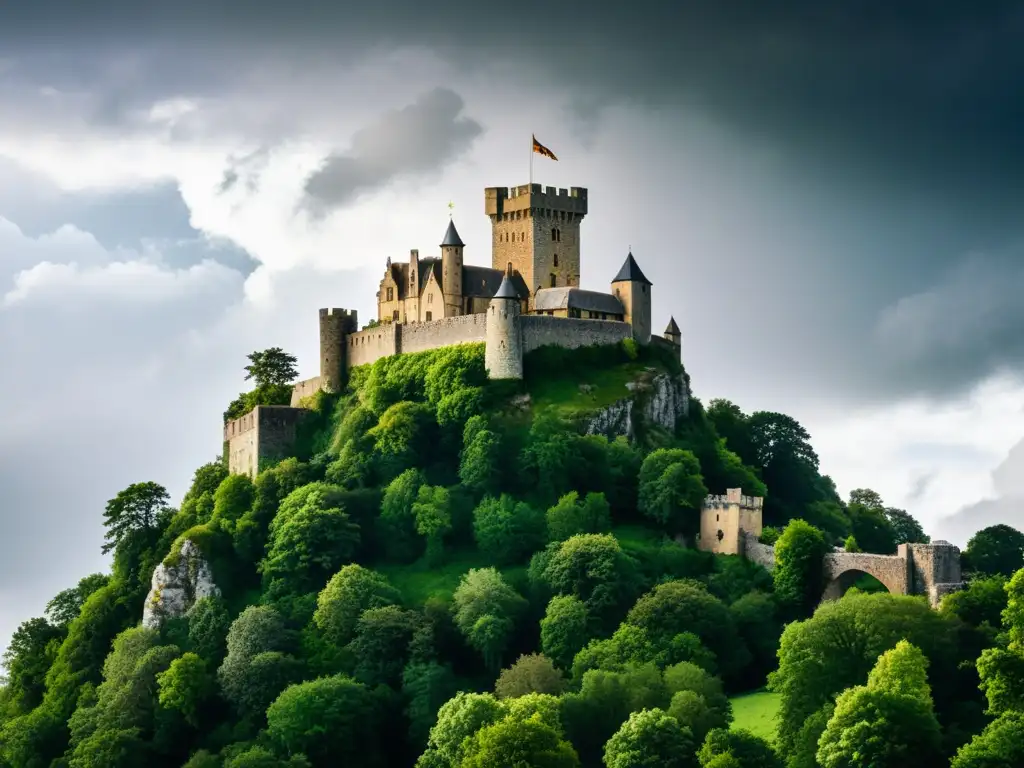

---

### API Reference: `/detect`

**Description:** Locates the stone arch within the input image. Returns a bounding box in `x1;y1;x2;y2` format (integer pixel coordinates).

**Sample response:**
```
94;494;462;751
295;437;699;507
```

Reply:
821;552;909;603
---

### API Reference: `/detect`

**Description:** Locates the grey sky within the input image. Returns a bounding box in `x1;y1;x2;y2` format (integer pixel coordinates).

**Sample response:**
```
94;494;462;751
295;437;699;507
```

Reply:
1;2;1023;654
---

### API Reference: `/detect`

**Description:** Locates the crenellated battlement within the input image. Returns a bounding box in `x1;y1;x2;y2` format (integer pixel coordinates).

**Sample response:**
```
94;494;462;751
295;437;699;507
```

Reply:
484;184;588;218
702;492;764;511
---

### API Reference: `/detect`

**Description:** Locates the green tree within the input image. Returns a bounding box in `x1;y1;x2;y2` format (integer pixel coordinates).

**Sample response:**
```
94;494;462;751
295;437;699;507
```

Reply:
495;654;567;699
816;640;942;768
212;474;255;529
542;534;640;627
976;568;1024;716
772;519;828;617
638;449;708;535
547;491;612;542
884;507;929;545
729;592;781;685
768;592;965;759
603;708;696;768
187;596;231;663
964;525;1024;578
413;485;453;565
843;535;860;552
217;605;293;717
940;574;1008;641
461;712;580;768
847;502;897;555
101;482;170;554
951;712;1024;768
626;581;749;683
244;347;298;387
313;564;401;647
697;728;782;768
156;652;214;727
266;674;383;767
45;574;110;629
418;691;504;767
380;468;427;561
261;487;361;592
452;568;528;671
349;605;431;687
1;617;62;714
473;494;547;565
706;400;756;466
541;595;590;671
460;427;503;495
369;401;436;479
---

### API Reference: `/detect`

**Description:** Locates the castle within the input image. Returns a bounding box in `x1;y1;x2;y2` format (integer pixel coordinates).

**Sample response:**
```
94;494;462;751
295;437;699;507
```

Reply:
225;180;683;477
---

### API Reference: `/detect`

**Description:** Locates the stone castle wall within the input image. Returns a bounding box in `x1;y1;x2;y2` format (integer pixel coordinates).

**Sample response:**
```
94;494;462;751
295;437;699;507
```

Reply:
399;313;487;353
224;405;308;478
741;532;776;571
290;376;322;407
519;315;631;353
346;322;399;368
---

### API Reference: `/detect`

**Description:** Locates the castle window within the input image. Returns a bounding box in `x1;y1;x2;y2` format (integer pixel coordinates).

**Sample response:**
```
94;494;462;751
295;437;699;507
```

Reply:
425;311;432;321
392;310;399;321
428;293;433;304
550;273;556;287
386;287;394;301
553;253;559;267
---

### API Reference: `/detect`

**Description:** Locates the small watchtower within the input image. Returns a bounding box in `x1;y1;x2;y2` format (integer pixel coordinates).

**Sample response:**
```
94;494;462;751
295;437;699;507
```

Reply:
319;308;358;393
611;251;653;343
699;488;764;555
441;219;465;317
485;264;524;380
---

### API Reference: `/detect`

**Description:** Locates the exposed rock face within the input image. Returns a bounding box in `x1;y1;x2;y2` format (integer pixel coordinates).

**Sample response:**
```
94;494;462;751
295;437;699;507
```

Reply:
142;539;220;630
586;371;689;442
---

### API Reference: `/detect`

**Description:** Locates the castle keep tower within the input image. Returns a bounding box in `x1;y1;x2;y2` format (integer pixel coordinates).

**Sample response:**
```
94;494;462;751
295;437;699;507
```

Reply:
441;219;465;317
319;308;358;393
485;265;524;379
485;184;588;305
611;252;653;343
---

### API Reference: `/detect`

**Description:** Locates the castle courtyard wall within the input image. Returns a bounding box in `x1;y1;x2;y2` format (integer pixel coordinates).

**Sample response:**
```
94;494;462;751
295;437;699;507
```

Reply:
399;313;487;353
224;405;308;478
290;376;322;407
346;323;399;368
519;315;631;353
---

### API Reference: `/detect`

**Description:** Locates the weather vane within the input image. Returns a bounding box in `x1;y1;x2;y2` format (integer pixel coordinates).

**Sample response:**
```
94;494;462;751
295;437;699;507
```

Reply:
448;200;455;218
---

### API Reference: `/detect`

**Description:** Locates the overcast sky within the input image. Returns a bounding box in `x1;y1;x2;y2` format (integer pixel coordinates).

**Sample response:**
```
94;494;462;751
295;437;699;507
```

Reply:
2;2;1024;654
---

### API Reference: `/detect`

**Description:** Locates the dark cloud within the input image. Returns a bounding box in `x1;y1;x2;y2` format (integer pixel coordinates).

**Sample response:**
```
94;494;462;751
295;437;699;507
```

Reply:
302;88;482;215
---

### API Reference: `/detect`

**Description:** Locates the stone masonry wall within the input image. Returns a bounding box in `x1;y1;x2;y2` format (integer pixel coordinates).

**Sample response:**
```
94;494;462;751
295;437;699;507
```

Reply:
519;315;631;354
346;323;398;368
225;405;307;478
399;313;487;353
741;532;776;571
290;376;322;407
823;551;910;599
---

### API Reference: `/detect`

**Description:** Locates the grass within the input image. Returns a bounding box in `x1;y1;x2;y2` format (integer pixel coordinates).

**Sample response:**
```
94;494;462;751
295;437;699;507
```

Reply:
378;548;528;606
729;689;781;743
526;360;654;416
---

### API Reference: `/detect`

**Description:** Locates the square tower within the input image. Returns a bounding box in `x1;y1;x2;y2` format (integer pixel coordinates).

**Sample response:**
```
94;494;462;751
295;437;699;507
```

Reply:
698;488;764;555
485;184;588;306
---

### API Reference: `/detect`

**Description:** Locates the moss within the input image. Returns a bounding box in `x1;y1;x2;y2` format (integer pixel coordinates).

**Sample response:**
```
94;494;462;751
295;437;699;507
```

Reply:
162;524;221;568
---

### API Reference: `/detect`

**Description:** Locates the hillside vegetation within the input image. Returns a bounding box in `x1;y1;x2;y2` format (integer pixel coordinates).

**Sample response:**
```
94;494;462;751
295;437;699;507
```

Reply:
2;340;1023;767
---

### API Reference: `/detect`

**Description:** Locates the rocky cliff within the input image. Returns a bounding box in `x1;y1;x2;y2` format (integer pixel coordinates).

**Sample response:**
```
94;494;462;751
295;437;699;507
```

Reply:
586;370;689;442
142;539;221;629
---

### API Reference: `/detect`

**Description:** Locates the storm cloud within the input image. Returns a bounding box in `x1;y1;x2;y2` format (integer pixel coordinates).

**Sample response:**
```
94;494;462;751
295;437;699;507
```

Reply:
303;88;483;214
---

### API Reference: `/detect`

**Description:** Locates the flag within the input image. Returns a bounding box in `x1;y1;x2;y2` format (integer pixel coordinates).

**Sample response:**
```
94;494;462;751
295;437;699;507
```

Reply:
532;135;558;161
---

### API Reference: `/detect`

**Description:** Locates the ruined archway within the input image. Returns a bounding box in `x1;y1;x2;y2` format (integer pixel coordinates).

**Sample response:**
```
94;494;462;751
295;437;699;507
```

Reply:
822;567;897;602
822;552;909;603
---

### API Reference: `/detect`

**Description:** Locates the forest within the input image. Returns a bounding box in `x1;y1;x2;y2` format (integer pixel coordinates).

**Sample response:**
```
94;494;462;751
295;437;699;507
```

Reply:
2;339;1024;768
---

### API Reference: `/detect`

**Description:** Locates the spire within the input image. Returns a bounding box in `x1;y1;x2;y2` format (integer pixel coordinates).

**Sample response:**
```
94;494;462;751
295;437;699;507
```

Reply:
440;219;464;247
494;264;519;299
612;251;652;285
665;316;680;335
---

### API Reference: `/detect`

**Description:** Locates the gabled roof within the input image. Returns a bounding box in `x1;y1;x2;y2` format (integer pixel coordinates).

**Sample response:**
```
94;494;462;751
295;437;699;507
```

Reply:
612;251;652;286
533;287;625;316
440;219;464;247
665;316;680;334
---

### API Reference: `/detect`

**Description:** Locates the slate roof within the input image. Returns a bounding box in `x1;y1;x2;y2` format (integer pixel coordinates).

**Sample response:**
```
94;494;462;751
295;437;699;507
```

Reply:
493;273;520;299
665;316;680;334
533;287;625;316
611;252;652;285
464;265;528;299
440;219;465;247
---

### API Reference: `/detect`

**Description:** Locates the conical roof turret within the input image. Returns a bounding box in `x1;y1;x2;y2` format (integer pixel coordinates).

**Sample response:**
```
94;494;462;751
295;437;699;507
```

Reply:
493;263;519;299
612;251;652;285
665;316;680;335
440;219;464;247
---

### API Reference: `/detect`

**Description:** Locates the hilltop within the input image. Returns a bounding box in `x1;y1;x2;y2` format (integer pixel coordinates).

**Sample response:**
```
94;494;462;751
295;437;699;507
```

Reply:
1;339;1022;768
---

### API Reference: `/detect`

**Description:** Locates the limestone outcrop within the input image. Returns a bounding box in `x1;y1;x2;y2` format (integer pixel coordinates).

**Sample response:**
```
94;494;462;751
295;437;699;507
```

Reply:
142;539;220;630
586;370;689;442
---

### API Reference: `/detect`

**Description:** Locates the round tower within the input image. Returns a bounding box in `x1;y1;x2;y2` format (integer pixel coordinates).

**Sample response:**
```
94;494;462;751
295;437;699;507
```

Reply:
319;307;356;393
441;219;464;316
485;265;523;380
